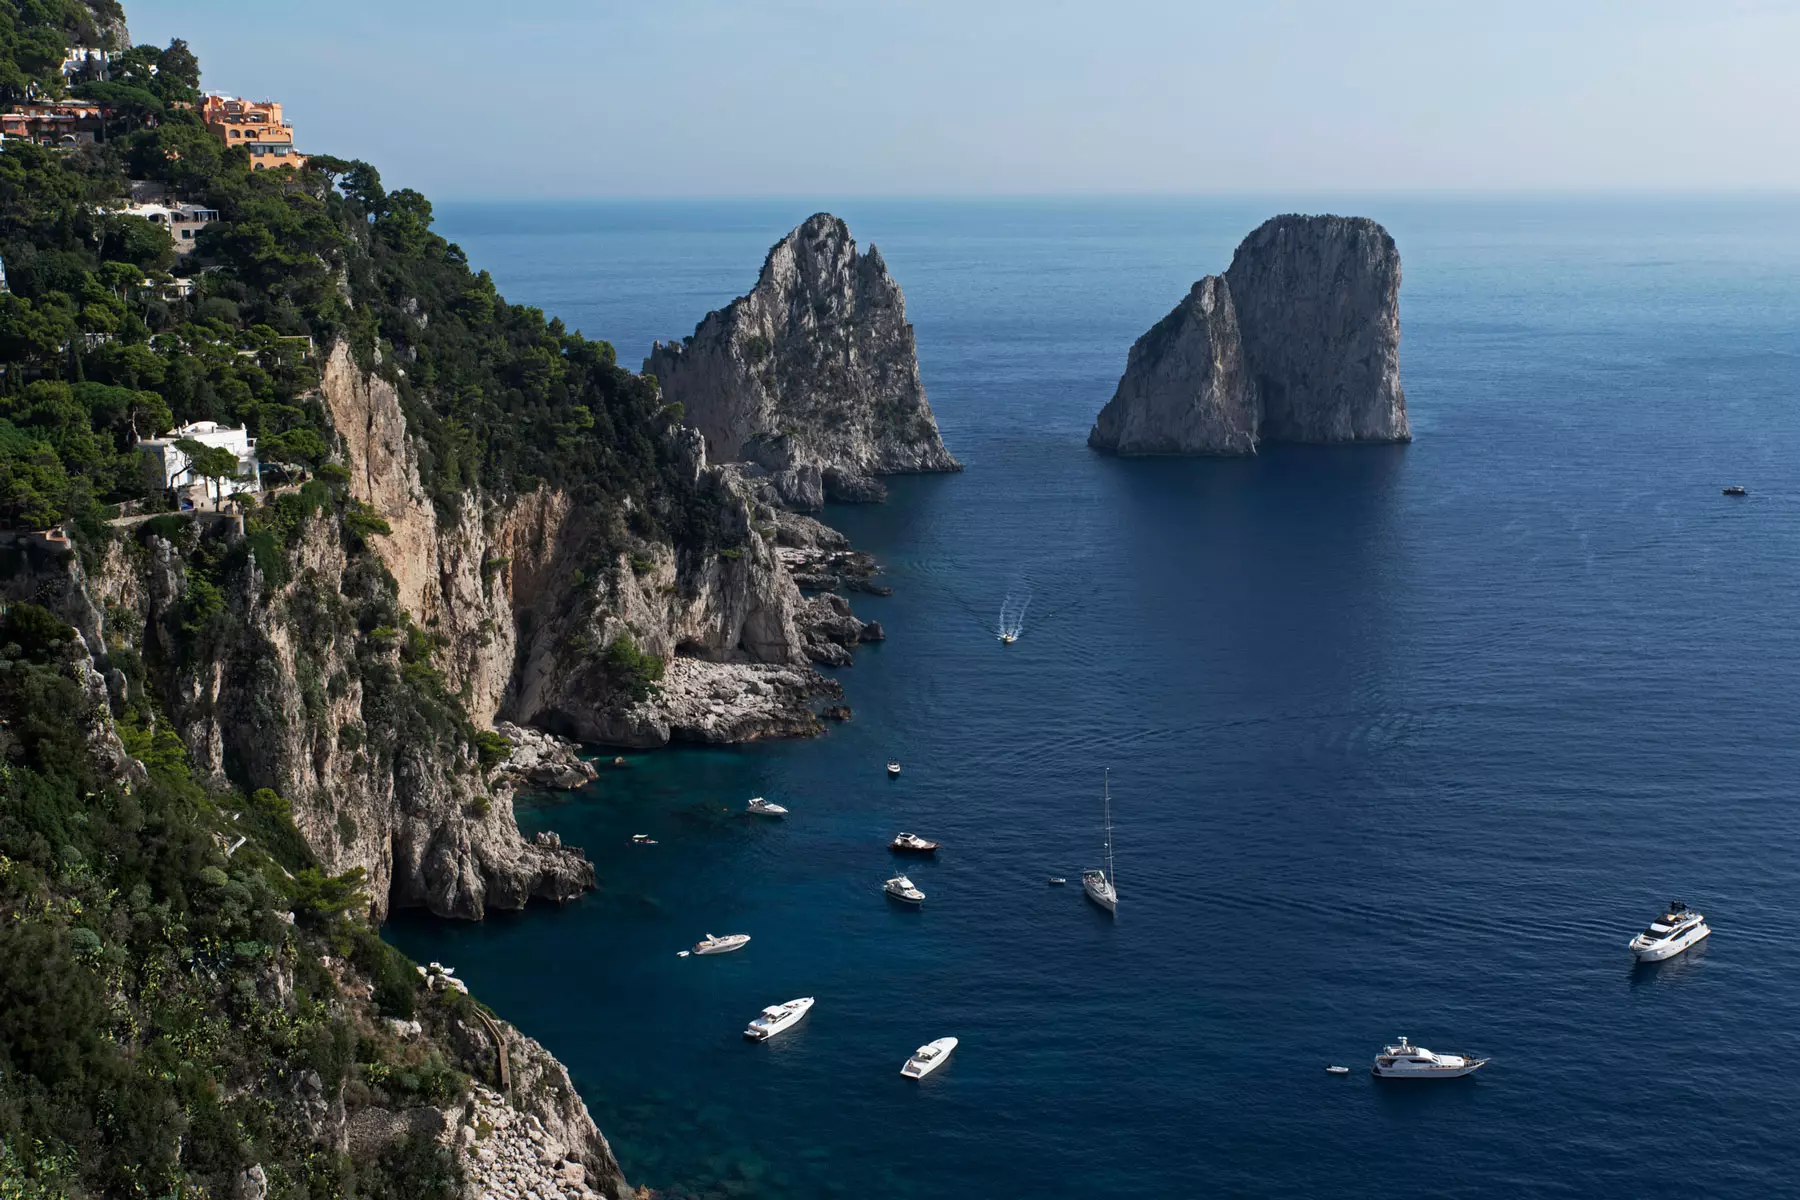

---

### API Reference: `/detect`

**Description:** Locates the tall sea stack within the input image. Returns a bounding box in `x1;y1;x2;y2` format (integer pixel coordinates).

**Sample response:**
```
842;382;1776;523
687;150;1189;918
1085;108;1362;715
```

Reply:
1089;214;1408;455
645;213;960;503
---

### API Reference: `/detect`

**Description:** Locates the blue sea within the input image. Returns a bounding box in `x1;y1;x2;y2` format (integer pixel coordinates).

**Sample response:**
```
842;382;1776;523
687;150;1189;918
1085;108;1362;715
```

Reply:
390;198;1800;1199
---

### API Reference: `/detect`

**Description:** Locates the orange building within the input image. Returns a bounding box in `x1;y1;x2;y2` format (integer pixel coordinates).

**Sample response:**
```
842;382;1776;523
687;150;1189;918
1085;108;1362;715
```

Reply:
201;93;306;171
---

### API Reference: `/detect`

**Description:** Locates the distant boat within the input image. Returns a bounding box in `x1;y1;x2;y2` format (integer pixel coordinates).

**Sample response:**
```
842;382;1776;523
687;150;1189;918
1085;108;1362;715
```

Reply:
1047;877;1067;886
630;833;658;845
999;632;1017;644
1371;1037;1487;1079
889;832;940;854
744;996;815;1041
900;1036;958;1079
692;932;751;955
1082;770;1118;914
1723;485;1748;496
746;797;789;817
884;875;926;905
887;760;902;777
1326;1065;1351;1075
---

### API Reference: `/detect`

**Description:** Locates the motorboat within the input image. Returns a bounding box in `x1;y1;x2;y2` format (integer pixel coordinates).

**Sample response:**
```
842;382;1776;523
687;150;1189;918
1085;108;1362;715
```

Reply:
999;632;1017;644
1082;770;1118;914
744;996;815;1041
692;932;751;955
746;797;789;817
884;875;926;905
1722;485;1748;496
1326;1065;1350;1075
889;832;940;854
1047;877;1066;886
630;833;658;845
900;1036;958;1079
1371;1037;1488;1079
887;761;902;777
1629;899;1711;962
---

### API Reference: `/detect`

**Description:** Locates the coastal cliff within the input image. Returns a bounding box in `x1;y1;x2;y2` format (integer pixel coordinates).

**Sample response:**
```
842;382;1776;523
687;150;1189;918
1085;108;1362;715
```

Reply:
644;213;959;504
1090;214;1409;455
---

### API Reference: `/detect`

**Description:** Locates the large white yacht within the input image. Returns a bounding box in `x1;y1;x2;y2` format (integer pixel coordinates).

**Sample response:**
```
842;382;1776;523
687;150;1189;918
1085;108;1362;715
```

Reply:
692;932;751;955
900;1036;958;1079
744;996;814;1041
885;875;926;905
1371;1037;1488;1079
1082;770;1118;914
1629;899;1710;962
746;797;788;817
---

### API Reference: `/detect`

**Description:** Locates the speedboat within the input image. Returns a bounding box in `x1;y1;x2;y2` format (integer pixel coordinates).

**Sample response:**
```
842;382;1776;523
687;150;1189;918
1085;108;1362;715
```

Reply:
1047;877;1066;886
900;1036;958;1079
1083;770;1118;913
999;632;1017;644
744;996;815;1041
1629;899;1711;962
630;833;658;845
746;797;789;817
884;875;926;905
1723;485;1748;496
692;932;751;955
889;832;940;854
1371;1037;1488;1079
887;761;901;777
1326;1065;1351;1075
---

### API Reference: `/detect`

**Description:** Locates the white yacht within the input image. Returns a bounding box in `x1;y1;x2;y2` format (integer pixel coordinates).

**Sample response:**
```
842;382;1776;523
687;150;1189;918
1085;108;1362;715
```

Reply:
900;1036;958;1079
1082;770;1118;914
1629;899;1711;962
744;996;814;1041
1371;1037;1488;1079
884;875;926;905
746;797;788;817
887;760;902;777
692;932;751;955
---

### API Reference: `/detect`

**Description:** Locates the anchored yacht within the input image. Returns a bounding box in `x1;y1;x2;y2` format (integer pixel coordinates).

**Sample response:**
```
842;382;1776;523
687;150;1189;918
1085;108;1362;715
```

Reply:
884;875;926;905
746;797;788;817
900;1037;958;1079
1082;770;1118;914
889;832;940;854
1371;1037;1488;1079
744;996;814;1041
692;932;751;956
1629;899;1711;962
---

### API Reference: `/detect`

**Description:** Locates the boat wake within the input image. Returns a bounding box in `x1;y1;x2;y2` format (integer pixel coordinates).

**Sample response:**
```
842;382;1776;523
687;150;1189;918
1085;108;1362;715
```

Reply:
998;590;1032;642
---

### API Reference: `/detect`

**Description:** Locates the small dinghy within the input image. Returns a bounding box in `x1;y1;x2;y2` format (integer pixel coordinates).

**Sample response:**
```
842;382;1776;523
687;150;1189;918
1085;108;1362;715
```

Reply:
886;760;902;778
1047;877;1067;886
1326;1065;1350;1075
1723;485;1748;496
746;797;788;817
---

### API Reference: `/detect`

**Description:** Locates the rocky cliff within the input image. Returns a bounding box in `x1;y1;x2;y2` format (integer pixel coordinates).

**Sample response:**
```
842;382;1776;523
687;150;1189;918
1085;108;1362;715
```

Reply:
1087;275;1258;455
644;213;959;503
1090;214;1408;455
1224;214;1408;444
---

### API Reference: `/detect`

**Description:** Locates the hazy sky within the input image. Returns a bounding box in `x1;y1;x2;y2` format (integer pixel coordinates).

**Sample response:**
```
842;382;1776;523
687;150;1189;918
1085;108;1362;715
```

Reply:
128;0;1800;199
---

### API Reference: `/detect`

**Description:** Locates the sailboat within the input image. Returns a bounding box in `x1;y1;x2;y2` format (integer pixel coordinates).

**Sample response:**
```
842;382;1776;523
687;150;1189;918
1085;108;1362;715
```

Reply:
1082;770;1118;914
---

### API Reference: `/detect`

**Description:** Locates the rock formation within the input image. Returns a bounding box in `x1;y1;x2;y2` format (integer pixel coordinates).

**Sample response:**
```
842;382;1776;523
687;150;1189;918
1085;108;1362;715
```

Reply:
1090;214;1409;455
1224;214;1408;444
644;213;959;503
1087;276;1257;455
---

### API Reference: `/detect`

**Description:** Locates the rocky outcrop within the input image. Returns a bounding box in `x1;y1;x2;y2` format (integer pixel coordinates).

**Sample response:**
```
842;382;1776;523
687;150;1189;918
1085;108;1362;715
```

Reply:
645;213;959;502
494;721;597;790
1224;214;1408;444
1088;275;1257;455
1090;214;1408;455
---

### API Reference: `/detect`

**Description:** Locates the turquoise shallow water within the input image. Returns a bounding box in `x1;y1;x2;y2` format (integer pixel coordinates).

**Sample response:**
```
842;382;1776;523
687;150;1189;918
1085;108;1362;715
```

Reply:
390;198;1800;1198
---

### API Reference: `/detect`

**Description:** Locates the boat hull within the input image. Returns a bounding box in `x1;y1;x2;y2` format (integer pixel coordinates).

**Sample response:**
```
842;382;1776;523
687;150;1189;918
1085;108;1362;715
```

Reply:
1631;922;1710;962
1372;1060;1487;1079
890;843;939;855
1082;874;1116;912
693;936;751;955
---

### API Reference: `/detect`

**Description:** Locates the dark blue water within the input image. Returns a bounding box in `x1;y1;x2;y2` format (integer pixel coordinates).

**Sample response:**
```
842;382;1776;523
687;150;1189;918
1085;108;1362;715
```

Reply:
391;199;1800;1198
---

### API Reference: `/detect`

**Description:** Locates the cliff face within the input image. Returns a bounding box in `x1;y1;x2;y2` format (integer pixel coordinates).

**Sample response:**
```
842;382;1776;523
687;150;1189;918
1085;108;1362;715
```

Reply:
1087;275;1257;455
644;213;959;503
1091;214;1408;455
1223;214;1409;444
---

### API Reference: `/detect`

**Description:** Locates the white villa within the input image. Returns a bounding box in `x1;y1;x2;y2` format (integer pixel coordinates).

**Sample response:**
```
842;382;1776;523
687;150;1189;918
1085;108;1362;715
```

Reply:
125;201;220;255
138;421;261;507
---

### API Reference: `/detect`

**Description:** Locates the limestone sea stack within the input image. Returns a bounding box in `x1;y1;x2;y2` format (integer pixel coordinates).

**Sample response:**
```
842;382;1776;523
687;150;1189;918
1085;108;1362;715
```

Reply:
1089;214;1408;455
645;213;959;504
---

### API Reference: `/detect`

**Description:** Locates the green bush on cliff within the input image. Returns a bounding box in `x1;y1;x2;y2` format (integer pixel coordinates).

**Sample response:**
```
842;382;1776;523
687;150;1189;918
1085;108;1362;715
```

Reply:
603;629;665;701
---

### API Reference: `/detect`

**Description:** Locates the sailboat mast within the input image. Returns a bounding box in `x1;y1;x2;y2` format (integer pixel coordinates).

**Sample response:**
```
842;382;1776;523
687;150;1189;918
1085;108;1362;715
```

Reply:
1102;768;1115;884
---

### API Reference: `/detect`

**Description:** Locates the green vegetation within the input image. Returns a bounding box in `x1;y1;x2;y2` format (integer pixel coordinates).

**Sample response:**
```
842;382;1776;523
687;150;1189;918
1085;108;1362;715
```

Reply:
602;629;665;702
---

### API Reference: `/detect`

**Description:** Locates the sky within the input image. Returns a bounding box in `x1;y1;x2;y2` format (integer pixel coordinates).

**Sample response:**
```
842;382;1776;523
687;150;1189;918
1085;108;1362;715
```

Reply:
126;0;1800;200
